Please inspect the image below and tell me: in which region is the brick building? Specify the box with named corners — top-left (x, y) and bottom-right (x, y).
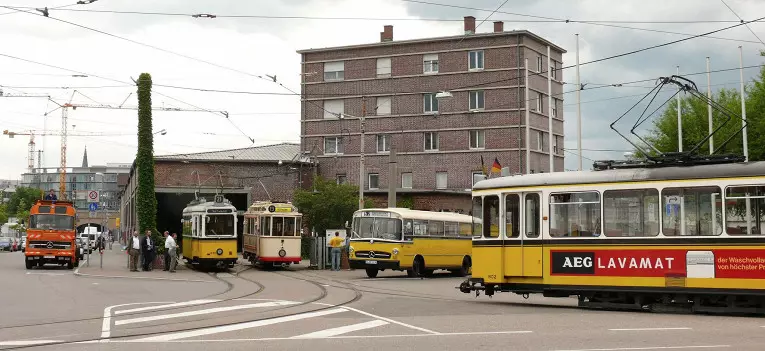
top-left (298, 17), bottom-right (565, 213)
top-left (119, 143), bottom-right (313, 248)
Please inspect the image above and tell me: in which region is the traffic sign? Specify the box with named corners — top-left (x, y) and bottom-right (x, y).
top-left (88, 202), bottom-right (98, 211)
top-left (87, 190), bottom-right (100, 203)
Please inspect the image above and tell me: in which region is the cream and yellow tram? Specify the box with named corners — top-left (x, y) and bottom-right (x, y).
top-left (459, 161), bottom-right (765, 314)
top-left (181, 195), bottom-right (239, 269)
top-left (242, 201), bottom-right (302, 268)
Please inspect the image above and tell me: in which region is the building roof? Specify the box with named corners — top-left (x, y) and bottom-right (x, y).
top-left (297, 30), bottom-right (566, 54)
top-left (154, 143), bottom-right (310, 163)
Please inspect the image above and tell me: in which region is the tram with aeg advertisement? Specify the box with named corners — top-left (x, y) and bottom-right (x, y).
top-left (25, 199), bottom-right (79, 269)
top-left (181, 194), bottom-right (239, 269)
top-left (349, 208), bottom-right (476, 278)
top-left (242, 201), bottom-right (302, 268)
top-left (459, 160), bottom-right (765, 314)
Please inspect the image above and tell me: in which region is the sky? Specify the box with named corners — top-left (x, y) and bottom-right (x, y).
top-left (0, 0), bottom-right (764, 179)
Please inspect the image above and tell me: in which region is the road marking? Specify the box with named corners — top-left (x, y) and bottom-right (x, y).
top-left (138, 308), bottom-right (348, 341)
top-left (0, 340), bottom-right (63, 346)
top-left (115, 299), bottom-right (219, 315)
top-left (26, 272), bottom-right (66, 276)
top-left (552, 346), bottom-right (730, 351)
top-left (120, 330), bottom-right (532, 343)
top-left (217, 273), bottom-right (233, 278)
top-left (609, 327), bottom-right (692, 331)
top-left (292, 320), bottom-right (389, 338)
top-left (342, 305), bottom-right (440, 334)
top-left (116, 301), bottom-right (300, 325)
top-left (102, 302), bottom-right (172, 339)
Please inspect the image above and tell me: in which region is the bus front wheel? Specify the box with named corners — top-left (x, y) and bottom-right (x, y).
top-left (365, 267), bottom-right (379, 278)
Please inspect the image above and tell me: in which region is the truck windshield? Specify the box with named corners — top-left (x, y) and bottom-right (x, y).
top-left (353, 217), bottom-right (402, 241)
top-left (205, 214), bottom-right (235, 236)
top-left (30, 214), bottom-right (74, 230)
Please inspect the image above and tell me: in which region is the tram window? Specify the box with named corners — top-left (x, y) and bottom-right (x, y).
top-left (603, 189), bottom-right (659, 237)
top-left (505, 194), bottom-right (520, 238)
top-left (483, 195), bottom-right (500, 238)
top-left (471, 196), bottom-right (483, 237)
top-left (282, 217), bottom-right (296, 236)
top-left (549, 191), bottom-right (601, 237)
top-left (205, 215), bottom-right (235, 236)
top-left (273, 217), bottom-right (284, 236)
top-left (525, 193), bottom-right (541, 238)
top-left (662, 187), bottom-right (722, 236)
top-left (261, 217), bottom-right (271, 236)
top-left (725, 185), bottom-right (765, 235)
top-left (428, 221), bottom-right (444, 236)
top-left (296, 217), bottom-right (302, 236)
top-left (444, 222), bottom-right (459, 237)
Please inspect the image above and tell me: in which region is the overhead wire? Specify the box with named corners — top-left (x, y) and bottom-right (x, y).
top-left (719, 0), bottom-right (765, 47)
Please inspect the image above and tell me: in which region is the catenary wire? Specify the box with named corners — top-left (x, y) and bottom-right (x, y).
top-left (719, 0), bottom-right (765, 47)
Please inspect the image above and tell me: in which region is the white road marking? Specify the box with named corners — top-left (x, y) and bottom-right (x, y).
top-left (115, 299), bottom-right (218, 315)
top-left (291, 320), bottom-right (389, 338)
top-left (119, 330), bottom-right (532, 343)
top-left (101, 302), bottom-right (173, 339)
top-left (26, 272), bottom-right (66, 276)
top-left (552, 346), bottom-right (730, 351)
top-left (342, 306), bottom-right (440, 334)
top-left (0, 340), bottom-right (62, 346)
top-left (137, 308), bottom-right (348, 341)
top-left (115, 301), bottom-right (300, 325)
top-left (609, 327), bottom-right (692, 331)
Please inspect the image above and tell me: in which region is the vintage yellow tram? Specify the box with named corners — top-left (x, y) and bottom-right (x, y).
top-left (460, 161), bottom-right (765, 314)
top-left (181, 195), bottom-right (239, 269)
top-left (242, 201), bottom-right (302, 268)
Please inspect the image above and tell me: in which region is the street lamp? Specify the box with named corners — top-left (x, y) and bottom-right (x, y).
top-left (153, 129), bottom-right (167, 136)
top-left (435, 91), bottom-right (453, 100)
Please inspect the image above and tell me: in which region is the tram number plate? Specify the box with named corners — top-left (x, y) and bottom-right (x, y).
top-left (44, 256), bottom-right (55, 259)
top-left (365, 260), bottom-right (378, 265)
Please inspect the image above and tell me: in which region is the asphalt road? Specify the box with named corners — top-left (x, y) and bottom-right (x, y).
top-left (1, 250), bottom-right (763, 351)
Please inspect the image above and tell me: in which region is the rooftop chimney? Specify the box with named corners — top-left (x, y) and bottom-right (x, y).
top-left (493, 21), bottom-right (503, 33)
top-left (381, 25), bottom-right (393, 42)
top-left (464, 16), bottom-right (475, 34)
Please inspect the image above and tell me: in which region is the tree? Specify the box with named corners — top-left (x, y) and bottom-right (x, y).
top-left (135, 73), bottom-right (158, 239)
top-left (4, 187), bottom-right (42, 223)
top-left (293, 177), bottom-right (374, 236)
top-left (0, 203), bottom-right (8, 225)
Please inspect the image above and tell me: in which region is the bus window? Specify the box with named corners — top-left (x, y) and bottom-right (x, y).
top-left (444, 222), bottom-right (459, 236)
top-left (459, 223), bottom-right (472, 236)
top-left (403, 219), bottom-right (413, 237)
top-left (505, 194), bottom-right (520, 238)
top-left (413, 220), bottom-right (428, 236)
top-left (483, 195), bottom-right (500, 238)
top-left (261, 217), bottom-right (271, 236)
top-left (525, 193), bottom-right (540, 238)
top-left (549, 192), bottom-right (600, 237)
top-left (472, 196), bottom-right (483, 236)
top-left (428, 221), bottom-right (444, 236)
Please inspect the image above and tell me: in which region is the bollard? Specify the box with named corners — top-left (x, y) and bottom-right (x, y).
top-left (100, 248), bottom-right (103, 269)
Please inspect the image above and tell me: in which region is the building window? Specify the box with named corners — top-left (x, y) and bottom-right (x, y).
top-left (424, 132), bottom-right (439, 151)
top-left (551, 60), bottom-right (557, 80)
top-left (469, 50), bottom-right (484, 70)
top-left (423, 54), bottom-right (438, 73)
top-left (553, 136), bottom-right (559, 154)
top-left (469, 130), bottom-right (485, 149)
top-left (536, 130), bottom-right (544, 151)
top-left (535, 92), bottom-right (543, 112)
top-left (401, 172), bottom-right (413, 189)
top-left (423, 93), bottom-right (439, 114)
top-left (376, 96), bottom-right (391, 115)
top-left (537, 56), bottom-right (543, 72)
top-left (376, 57), bottom-right (391, 78)
top-left (324, 137), bottom-right (343, 155)
top-left (323, 99), bottom-right (344, 119)
top-left (551, 98), bottom-right (557, 118)
top-left (336, 174), bottom-right (347, 185)
top-left (324, 61), bottom-right (344, 81)
top-left (469, 90), bottom-right (484, 111)
top-left (436, 172), bottom-right (448, 189)
top-left (472, 171), bottom-right (484, 185)
top-left (368, 173), bottom-right (379, 190)
top-left (376, 134), bottom-right (390, 153)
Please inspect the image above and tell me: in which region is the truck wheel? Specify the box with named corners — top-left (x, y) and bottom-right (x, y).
top-left (25, 260), bottom-right (32, 269)
top-left (67, 262), bottom-right (74, 269)
top-left (365, 267), bottom-right (379, 278)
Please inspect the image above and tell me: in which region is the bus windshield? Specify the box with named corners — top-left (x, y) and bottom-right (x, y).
top-left (354, 217), bottom-right (402, 241)
top-left (205, 214), bottom-right (235, 236)
top-left (30, 214), bottom-right (74, 230)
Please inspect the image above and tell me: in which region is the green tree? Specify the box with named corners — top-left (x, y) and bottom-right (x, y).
top-left (0, 203), bottom-right (8, 225)
top-left (135, 73), bottom-right (158, 240)
top-left (293, 177), bottom-right (375, 235)
top-left (5, 187), bottom-right (42, 224)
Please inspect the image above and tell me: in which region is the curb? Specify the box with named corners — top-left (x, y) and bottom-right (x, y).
top-left (73, 258), bottom-right (217, 283)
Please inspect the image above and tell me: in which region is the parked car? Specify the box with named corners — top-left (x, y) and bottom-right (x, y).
top-left (20, 237), bottom-right (26, 253)
top-left (75, 238), bottom-right (85, 261)
top-left (0, 237), bottom-right (10, 251)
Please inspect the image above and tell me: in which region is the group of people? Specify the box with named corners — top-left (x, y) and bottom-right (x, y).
top-left (127, 230), bottom-right (179, 273)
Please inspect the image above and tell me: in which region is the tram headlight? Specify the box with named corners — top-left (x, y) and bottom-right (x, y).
top-left (392, 248), bottom-right (399, 256)
top-left (216, 248), bottom-right (223, 256)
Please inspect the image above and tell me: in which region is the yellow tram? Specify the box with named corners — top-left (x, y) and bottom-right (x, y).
top-left (242, 201), bottom-right (302, 268)
top-left (460, 161), bottom-right (765, 313)
top-left (181, 195), bottom-right (239, 269)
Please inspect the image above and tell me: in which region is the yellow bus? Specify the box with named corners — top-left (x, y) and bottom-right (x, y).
top-left (348, 208), bottom-right (476, 278)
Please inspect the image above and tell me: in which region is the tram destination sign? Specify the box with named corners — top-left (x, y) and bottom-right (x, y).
top-left (207, 208), bottom-right (233, 213)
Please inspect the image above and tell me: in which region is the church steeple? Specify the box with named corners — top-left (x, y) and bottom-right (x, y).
top-left (81, 146), bottom-right (89, 168)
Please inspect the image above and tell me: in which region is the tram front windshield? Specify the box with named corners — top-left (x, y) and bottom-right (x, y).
top-left (353, 217), bottom-right (402, 241)
top-left (205, 214), bottom-right (235, 236)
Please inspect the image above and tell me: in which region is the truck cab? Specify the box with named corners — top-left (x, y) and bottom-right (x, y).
top-left (24, 200), bottom-right (78, 269)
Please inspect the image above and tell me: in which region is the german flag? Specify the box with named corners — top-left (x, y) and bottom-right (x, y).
top-left (491, 158), bottom-right (502, 173)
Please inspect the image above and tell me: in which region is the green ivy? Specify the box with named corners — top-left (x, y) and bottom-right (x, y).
top-left (396, 195), bottom-right (414, 209)
top-left (135, 73), bottom-right (159, 243)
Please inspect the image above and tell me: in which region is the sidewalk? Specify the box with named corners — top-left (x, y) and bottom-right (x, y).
top-left (74, 246), bottom-right (218, 283)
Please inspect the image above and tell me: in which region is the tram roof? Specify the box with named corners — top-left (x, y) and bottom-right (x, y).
top-left (182, 198), bottom-right (237, 213)
top-left (354, 208), bottom-right (475, 222)
top-left (473, 161), bottom-right (765, 190)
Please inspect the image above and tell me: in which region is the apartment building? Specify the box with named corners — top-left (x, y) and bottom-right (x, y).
top-left (298, 17), bottom-right (565, 212)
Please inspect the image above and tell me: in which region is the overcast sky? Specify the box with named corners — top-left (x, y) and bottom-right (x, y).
top-left (1, 0), bottom-right (763, 179)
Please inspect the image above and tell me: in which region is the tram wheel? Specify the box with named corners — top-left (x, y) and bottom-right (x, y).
top-left (365, 267), bottom-right (379, 278)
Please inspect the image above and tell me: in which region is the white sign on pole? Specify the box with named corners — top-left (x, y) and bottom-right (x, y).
top-left (87, 190), bottom-right (100, 203)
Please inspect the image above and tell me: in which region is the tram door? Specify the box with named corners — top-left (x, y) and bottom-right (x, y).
top-left (503, 193), bottom-right (523, 276)
top-left (522, 192), bottom-right (543, 277)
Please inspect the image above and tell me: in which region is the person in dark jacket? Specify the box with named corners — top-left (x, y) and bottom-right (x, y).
top-left (141, 230), bottom-right (155, 271)
top-left (43, 189), bottom-right (57, 200)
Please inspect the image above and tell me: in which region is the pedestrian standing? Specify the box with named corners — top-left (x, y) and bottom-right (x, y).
top-left (162, 231), bottom-right (170, 271)
top-left (329, 232), bottom-right (344, 271)
top-left (166, 232), bottom-right (178, 273)
top-left (128, 231), bottom-right (140, 272)
top-left (142, 230), bottom-right (155, 271)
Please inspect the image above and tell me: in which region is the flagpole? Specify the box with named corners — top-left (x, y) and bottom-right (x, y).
top-left (547, 45), bottom-right (554, 173)
top-left (525, 57), bottom-right (531, 174)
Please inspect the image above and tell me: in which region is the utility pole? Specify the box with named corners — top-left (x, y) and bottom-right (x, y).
top-left (525, 58), bottom-right (530, 174)
top-left (706, 57), bottom-right (714, 154)
top-left (359, 97), bottom-right (366, 210)
top-left (388, 146), bottom-right (397, 208)
top-left (677, 66), bottom-right (682, 152)
top-left (575, 33), bottom-right (582, 171)
top-left (547, 45), bottom-right (554, 172)
top-left (739, 46), bottom-right (749, 162)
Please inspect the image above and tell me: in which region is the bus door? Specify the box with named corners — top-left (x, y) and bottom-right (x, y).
top-left (503, 193), bottom-right (523, 276)
top-left (521, 192), bottom-right (543, 277)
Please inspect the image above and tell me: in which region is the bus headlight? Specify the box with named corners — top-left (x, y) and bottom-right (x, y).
top-left (392, 248), bottom-right (399, 255)
top-left (349, 246), bottom-right (354, 253)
